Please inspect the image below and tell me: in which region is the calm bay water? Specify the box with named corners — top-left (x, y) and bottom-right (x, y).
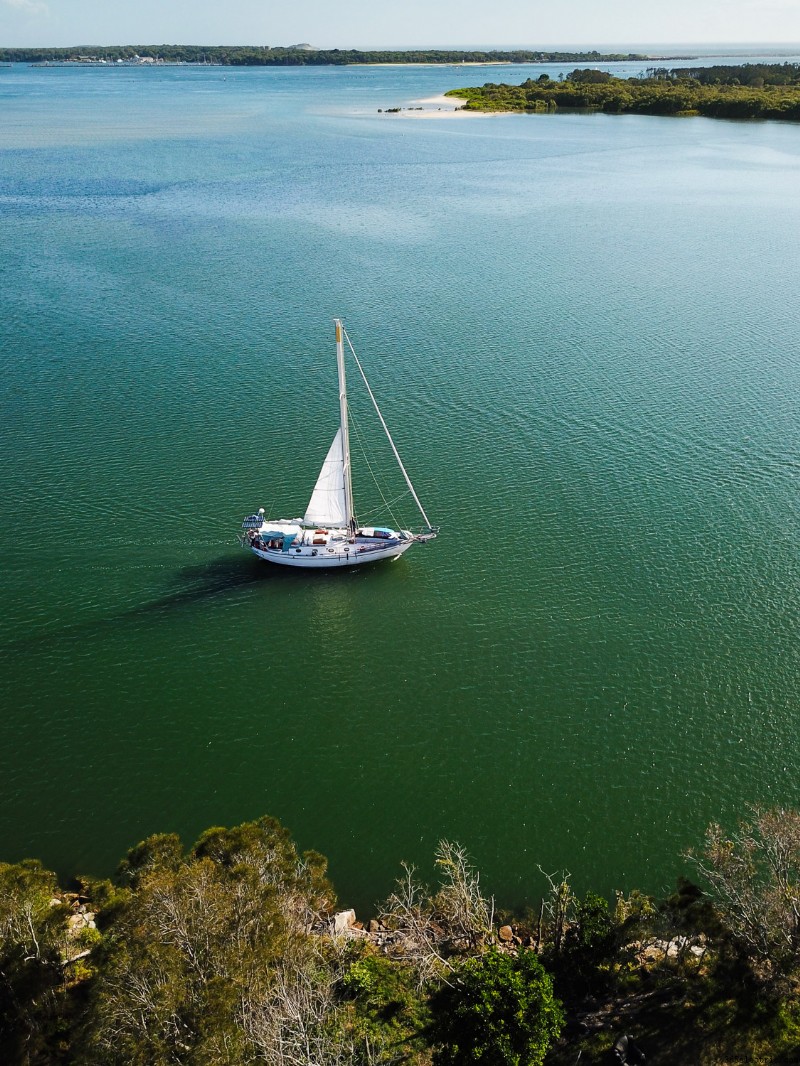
top-left (1, 59), bottom-right (800, 911)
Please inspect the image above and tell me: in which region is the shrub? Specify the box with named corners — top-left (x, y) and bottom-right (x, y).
top-left (428, 948), bottom-right (563, 1065)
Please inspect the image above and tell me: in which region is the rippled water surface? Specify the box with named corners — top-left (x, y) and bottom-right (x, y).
top-left (2, 60), bottom-right (799, 909)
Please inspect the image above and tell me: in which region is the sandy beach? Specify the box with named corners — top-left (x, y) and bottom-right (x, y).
top-left (381, 92), bottom-right (487, 118)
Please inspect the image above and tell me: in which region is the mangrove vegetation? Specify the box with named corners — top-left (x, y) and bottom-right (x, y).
top-left (446, 62), bottom-right (800, 121)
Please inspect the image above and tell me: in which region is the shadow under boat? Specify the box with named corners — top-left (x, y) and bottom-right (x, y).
top-left (131, 551), bottom-right (328, 615)
top-left (132, 546), bottom-right (404, 616)
top-left (1, 549), bottom-right (409, 660)
top-left (0, 555), bottom-right (275, 656)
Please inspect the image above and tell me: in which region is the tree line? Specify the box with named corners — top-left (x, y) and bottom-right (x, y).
top-left (653, 62), bottom-right (800, 87)
top-left (3, 807), bottom-right (800, 1063)
top-left (0, 46), bottom-right (650, 66)
top-left (446, 63), bottom-right (800, 121)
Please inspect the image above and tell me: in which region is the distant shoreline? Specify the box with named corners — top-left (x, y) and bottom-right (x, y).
top-left (5, 43), bottom-right (800, 69)
top-left (0, 45), bottom-right (686, 67)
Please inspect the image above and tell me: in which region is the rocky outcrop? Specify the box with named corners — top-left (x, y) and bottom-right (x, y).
top-left (48, 893), bottom-right (98, 965)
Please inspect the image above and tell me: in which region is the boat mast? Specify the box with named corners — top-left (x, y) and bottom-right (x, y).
top-left (334, 318), bottom-right (355, 528)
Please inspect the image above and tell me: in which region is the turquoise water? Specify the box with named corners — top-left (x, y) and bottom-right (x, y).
top-left (2, 60), bottom-right (800, 912)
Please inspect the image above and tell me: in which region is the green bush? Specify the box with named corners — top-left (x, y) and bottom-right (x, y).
top-left (428, 948), bottom-right (563, 1065)
top-left (342, 949), bottom-right (429, 1056)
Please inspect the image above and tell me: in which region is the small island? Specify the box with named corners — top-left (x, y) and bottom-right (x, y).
top-left (446, 62), bottom-right (800, 121)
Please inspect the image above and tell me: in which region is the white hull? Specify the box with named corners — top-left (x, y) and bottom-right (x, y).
top-left (250, 537), bottom-right (415, 569)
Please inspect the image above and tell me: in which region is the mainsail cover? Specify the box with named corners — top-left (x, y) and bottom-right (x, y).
top-left (304, 429), bottom-right (348, 527)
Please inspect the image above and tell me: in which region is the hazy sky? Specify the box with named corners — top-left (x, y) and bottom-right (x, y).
top-left (2, 0), bottom-right (800, 49)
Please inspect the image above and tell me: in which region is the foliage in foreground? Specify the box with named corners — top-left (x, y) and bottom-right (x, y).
top-left (446, 62), bottom-right (800, 121)
top-left (428, 949), bottom-right (563, 1065)
top-left (0, 860), bottom-right (74, 1062)
top-left (688, 807), bottom-right (800, 983)
top-left (4, 808), bottom-right (800, 1063)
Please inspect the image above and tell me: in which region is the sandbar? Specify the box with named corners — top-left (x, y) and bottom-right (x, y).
top-left (381, 92), bottom-right (487, 118)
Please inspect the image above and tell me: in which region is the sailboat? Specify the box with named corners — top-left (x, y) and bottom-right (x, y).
top-left (240, 319), bottom-right (438, 569)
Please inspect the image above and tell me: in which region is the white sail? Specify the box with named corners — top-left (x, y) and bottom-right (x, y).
top-left (303, 428), bottom-right (348, 527)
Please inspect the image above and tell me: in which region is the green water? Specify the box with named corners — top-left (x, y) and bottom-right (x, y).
top-left (2, 61), bottom-right (800, 912)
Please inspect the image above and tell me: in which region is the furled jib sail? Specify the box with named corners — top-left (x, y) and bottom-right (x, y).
top-left (304, 428), bottom-right (348, 527)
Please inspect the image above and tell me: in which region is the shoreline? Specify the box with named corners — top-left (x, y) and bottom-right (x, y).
top-left (379, 91), bottom-right (485, 119)
top-left (446, 64), bottom-right (800, 122)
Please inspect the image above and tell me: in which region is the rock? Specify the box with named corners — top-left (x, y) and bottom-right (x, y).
top-left (498, 924), bottom-right (514, 942)
top-left (49, 897), bottom-right (62, 907)
top-left (353, 921), bottom-right (364, 930)
top-left (663, 935), bottom-right (689, 957)
top-left (333, 909), bottom-right (356, 935)
top-left (367, 919), bottom-right (381, 933)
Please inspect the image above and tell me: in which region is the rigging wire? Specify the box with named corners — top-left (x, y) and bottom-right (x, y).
top-left (347, 404), bottom-right (406, 529)
top-left (360, 489), bottom-right (414, 525)
top-left (343, 325), bottom-right (434, 529)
